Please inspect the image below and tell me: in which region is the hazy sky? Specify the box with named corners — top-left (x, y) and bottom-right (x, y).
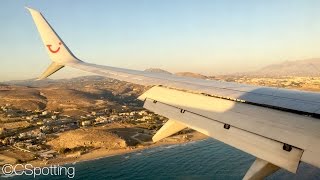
top-left (1, 0), bottom-right (320, 81)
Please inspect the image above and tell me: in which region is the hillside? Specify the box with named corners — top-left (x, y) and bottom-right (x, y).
top-left (0, 86), bottom-right (47, 110)
top-left (0, 76), bottom-right (146, 116)
top-left (249, 58), bottom-right (320, 77)
top-left (144, 68), bottom-right (172, 74)
top-left (47, 127), bottom-right (127, 150)
top-left (175, 72), bottom-right (209, 79)
top-left (144, 68), bottom-right (215, 80)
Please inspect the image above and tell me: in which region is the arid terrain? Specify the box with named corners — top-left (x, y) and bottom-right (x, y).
top-left (0, 76), bottom-right (206, 168)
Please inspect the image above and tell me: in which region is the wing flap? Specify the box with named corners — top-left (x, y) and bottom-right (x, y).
top-left (143, 98), bottom-right (303, 173)
top-left (140, 86), bottom-right (320, 171)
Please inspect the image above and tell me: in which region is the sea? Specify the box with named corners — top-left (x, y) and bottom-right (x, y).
top-left (2, 138), bottom-right (320, 180)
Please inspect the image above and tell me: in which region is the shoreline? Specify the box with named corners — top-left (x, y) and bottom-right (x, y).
top-left (7, 132), bottom-right (208, 172)
top-left (64, 136), bottom-right (209, 167)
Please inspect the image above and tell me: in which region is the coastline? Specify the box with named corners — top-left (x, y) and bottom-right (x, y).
top-left (12, 132), bottom-right (208, 171)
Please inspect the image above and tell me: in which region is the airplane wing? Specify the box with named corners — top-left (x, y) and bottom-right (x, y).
top-left (26, 7), bottom-right (320, 179)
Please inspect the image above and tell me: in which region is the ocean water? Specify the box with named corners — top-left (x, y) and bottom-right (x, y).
top-left (3, 139), bottom-right (320, 180)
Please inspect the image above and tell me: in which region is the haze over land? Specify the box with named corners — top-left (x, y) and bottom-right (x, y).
top-left (145, 58), bottom-right (320, 78)
top-left (242, 58), bottom-right (320, 77)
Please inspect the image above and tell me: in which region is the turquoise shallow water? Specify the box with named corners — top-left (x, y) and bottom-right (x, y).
top-left (3, 138), bottom-right (320, 179)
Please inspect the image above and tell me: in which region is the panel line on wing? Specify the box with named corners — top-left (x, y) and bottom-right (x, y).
top-left (143, 98), bottom-right (303, 173)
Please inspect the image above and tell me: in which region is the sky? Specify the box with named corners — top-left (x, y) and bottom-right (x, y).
top-left (1, 0), bottom-right (320, 81)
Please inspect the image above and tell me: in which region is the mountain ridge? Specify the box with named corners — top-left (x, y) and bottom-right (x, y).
top-left (246, 58), bottom-right (320, 77)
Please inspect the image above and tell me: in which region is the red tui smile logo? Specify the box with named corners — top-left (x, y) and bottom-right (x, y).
top-left (46, 42), bottom-right (62, 53)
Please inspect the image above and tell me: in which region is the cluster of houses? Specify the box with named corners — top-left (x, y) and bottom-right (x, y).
top-left (229, 76), bottom-right (320, 89)
top-left (79, 109), bottom-right (164, 127)
top-left (0, 104), bottom-right (165, 160)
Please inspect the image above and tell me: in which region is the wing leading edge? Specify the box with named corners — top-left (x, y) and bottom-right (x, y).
top-left (26, 7), bottom-right (320, 179)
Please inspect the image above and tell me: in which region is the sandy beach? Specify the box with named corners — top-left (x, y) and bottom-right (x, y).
top-left (9, 131), bottom-right (208, 171)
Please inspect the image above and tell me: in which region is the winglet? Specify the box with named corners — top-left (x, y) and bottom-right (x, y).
top-left (26, 7), bottom-right (80, 79)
